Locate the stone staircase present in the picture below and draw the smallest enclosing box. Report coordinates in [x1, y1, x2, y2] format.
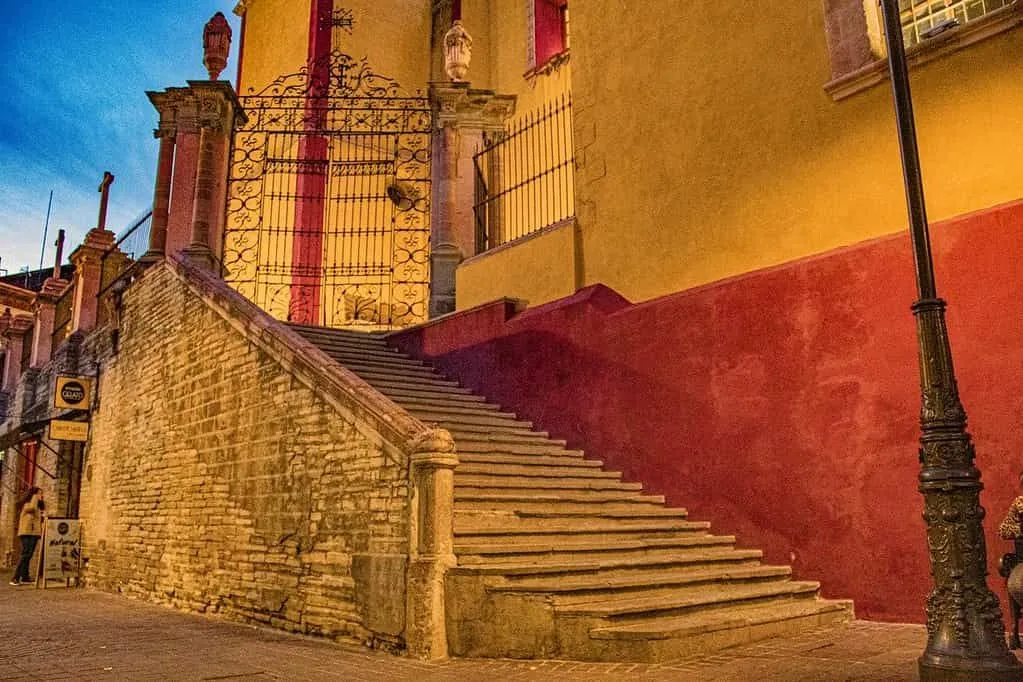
[289, 324, 853, 662]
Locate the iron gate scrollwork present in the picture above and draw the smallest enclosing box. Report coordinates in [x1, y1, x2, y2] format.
[223, 49, 432, 329]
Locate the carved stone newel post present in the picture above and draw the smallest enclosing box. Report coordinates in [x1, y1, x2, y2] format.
[405, 429, 458, 659]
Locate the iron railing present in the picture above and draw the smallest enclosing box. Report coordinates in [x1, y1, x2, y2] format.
[96, 210, 152, 328]
[473, 95, 574, 252]
[98, 210, 151, 296]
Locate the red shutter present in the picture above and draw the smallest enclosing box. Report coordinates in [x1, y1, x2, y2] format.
[23, 440, 37, 488]
[534, 0, 565, 66]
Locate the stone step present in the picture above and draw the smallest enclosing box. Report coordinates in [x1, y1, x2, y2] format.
[456, 499, 674, 514]
[455, 462, 619, 478]
[372, 382, 481, 400]
[354, 370, 463, 388]
[406, 410, 527, 429]
[390, 394, 499, 411]
[456, 452, 597, 468]
[333, 358, 441, 379]
[289, 325, 389, 345]
[456, 536, 737, 565]
[556, 580, 822, 619]
[292, 333, 397, 356]
[450, 549, 766, 577]
[321, 349, 427, 369]
[440, 422, 542, 437]
[492, 564, 793, 597]
[455, 441, 581, 456]
[511, 507, 692, 519]
[455, 474, 639, 492]
[455, 489, 662, 504]
[454, 513, 707, 535]
[455, 523, 713, 544]
[453, 432, 567, 447]
[589, 597, 851, 646]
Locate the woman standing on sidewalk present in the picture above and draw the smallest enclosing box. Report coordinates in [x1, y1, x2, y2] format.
[10, 487, 44, 586]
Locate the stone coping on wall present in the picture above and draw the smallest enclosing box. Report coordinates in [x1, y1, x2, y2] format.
[153, 256, 447, 463]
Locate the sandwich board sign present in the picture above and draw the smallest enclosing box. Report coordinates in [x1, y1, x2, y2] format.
[41, 518, 82, 585]
[54, 375, 93, 411]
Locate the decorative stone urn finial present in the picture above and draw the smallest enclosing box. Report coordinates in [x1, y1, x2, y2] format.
[444, 20, 472, 83]
[203, 12, 232, 80]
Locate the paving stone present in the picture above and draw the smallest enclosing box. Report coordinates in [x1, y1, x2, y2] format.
[0, 582, 994, 681]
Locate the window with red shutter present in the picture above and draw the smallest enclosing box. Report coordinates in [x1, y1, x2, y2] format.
[531, 0, 568, 68]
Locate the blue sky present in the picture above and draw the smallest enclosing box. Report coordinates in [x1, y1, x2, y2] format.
[0, 1, 241, 275]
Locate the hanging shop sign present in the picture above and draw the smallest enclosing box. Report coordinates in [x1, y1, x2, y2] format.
[41, 518, 82, 582]
[54, 375, 93, 411]
[48, 419, 89, 442]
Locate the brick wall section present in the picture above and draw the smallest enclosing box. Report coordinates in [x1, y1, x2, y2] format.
[76, 260, 443, 652]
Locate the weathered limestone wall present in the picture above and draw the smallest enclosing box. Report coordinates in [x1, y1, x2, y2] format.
[79, 262, 415, 648]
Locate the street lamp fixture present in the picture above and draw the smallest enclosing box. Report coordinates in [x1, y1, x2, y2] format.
[877, 1, 1023, 679]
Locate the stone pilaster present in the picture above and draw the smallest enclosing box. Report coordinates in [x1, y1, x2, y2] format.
[429, 84, 516, 317]
[147, 82, 246, 271]
[2, 314, 33, 393]
[69, 228, 116, 334]
[142, 109, 178, 264]
[405, 429, 458, 659]
[30, 278, 69, 367]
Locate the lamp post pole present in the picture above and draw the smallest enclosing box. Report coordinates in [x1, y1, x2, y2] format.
[877, 1, 1023, 679]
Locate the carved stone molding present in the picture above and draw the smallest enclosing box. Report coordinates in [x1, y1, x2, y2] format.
[430, 83, 516, 132]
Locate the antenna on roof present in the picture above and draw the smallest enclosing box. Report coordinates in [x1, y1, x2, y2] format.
[38, 190, 53, 271]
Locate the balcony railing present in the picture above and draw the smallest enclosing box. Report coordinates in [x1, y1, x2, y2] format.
[473, 95, 575, 252]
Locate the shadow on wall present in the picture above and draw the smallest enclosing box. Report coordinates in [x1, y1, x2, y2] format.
[391, 199, 1023, 624]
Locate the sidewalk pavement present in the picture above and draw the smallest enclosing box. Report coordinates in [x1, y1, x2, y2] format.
[0, 582, 945, 681]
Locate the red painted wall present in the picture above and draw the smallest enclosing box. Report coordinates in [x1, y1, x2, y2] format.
[391, 200, 1023, 623]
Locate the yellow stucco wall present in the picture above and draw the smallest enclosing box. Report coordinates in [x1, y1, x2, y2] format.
[456, 2, 1023, 308]
[238, 0, 311, 95]
[568, 3, 1023, 303]
[239, 0, 432, 95]
[457, 220, 577, 310]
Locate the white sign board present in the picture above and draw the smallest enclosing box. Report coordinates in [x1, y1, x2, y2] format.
[49, 419, 90, 442]
[42, 519, 82, 582]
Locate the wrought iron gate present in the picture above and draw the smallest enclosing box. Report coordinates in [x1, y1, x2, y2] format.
[223, 50, 432, 329]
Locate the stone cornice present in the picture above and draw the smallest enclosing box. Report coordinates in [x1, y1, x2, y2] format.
[430, 83, 517, 131]
[0, 282, 35, 313]
[5, 314, 34, 336]
[147, 82, 247, 135]
[36, 278, 70, 304]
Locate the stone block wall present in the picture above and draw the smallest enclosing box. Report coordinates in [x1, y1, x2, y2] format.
[79, 263, 414, 649]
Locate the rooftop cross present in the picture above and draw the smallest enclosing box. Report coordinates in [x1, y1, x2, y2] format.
[96, 171, 115, 232]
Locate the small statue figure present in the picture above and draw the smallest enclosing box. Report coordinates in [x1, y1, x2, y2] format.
[998, 472, 1023, 649]
[444, 20, 472, 82]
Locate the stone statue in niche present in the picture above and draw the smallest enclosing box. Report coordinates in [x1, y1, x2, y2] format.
[997, 473, 1023, 649]
[444, 20, 472, 82]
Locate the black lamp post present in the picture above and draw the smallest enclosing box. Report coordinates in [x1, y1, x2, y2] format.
[877, 1, 1023, 679]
